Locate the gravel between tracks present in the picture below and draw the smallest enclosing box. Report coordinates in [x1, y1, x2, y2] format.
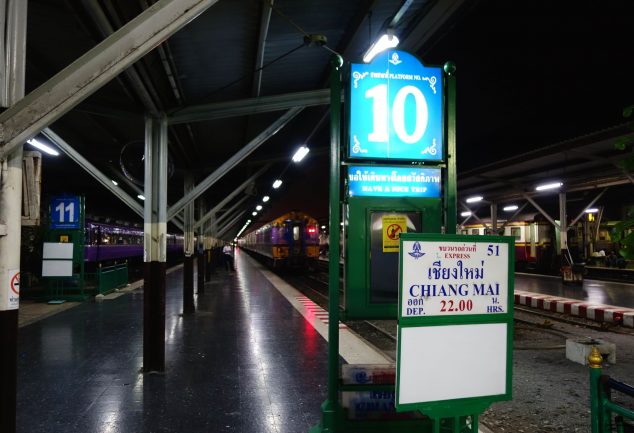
[364, 311, 634, 433]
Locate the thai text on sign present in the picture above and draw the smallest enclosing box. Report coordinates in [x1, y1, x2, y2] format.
[401, 241, 508, 317]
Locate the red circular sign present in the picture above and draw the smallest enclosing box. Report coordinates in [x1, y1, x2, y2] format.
[386, 224, 403, 240]
[10, 272, 20, 295]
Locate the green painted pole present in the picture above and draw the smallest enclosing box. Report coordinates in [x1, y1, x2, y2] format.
[588, 346, 603, 433]
[320, 54, 344, 432]
[444, 61, 457, 235]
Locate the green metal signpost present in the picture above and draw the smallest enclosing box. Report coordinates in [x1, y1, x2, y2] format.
[43, 195, 87, 301]
[311, 48, 462, 432]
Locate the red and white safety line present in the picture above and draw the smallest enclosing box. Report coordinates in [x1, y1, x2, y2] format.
[515, 290, 634, 327]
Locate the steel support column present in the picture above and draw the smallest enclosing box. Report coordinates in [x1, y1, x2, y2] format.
[491, 203, 498, 234]
[0, 2, 26, 432]
[183, 174, 195, 314]
[0, 0, 220, 159]
[559, 192, 567, 252]
[197, 200, 205, 295]
[143, 115, 168, 373]
[444, 63, 457, 234]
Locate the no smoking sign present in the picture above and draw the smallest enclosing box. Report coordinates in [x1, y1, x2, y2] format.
[2, 268, 20, 310]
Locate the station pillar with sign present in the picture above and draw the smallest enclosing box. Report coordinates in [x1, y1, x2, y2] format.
[311, 51, 461, 433]
[42, 195, 87, 301]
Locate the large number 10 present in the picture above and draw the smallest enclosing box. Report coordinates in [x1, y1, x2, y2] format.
[55, 201, 75, 223]
[365, 84, 428, 144]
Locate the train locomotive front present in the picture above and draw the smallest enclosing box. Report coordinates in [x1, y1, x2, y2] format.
[241, 211, 320, 269]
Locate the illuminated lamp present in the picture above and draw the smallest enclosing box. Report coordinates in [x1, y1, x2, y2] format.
[27, 138, 59, 156]
[363, 30, 399, 63]
[460, 211, 471, 217]
[292, 146, 310, 163]
[503, 205, 518, 212]
[272, 179, 283, 189]
[465, 196, 483, 203]
[535, 182, 563, 191]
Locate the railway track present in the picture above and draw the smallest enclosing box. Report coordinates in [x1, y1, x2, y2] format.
[278, 269, 633, 358]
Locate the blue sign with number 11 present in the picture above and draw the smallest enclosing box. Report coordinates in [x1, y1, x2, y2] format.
[50, 196, 80, 229]
[349, 50, 443, 161]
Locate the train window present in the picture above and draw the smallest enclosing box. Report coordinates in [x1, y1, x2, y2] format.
[461, 229, 468, 235]
[471, 229, 479, 235]
[511, 227, 521, 240]
[293, 226, 300, 241]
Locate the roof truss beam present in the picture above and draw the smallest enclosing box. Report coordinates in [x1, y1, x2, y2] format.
[0, 0, 220, 160]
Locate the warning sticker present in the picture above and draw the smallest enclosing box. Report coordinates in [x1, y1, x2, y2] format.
[382, 215, 407, 253]
[1, 268, 19, 311]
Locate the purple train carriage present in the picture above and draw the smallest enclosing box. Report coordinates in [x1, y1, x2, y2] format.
[84, 221, 183, 263]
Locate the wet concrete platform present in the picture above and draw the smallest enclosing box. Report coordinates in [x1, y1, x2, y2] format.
[516, 273, 634, 309]
[16, 253, 329, 433]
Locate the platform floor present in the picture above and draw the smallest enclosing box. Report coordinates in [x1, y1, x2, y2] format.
[16, 253, 331, 433]
[516, 273, 634, 308]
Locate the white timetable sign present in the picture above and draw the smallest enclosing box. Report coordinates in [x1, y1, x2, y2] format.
[400, 240, 508, 317]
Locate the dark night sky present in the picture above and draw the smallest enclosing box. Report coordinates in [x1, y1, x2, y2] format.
[423, 1, 634, 171]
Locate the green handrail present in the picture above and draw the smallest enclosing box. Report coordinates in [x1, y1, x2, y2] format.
[589, 346, 634, 432]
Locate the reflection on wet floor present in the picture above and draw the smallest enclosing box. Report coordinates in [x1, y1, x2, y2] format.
[515, 273, 634, 308]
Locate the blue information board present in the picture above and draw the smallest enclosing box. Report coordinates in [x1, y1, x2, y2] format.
[50, 196, 80, 229]
[349, 50, 443, 161]
[348, 166, 441, 198]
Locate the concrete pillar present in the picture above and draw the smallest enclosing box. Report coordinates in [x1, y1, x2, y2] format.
[196, 200, 205, 294]
[182, 174, 195, 314]
[0, 2, 27, 432]
[143, 115, 168, 373]
[559, 192, 568, 252]
[490, 203, 498, 234]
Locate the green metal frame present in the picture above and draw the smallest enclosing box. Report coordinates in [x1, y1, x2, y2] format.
[589, 350, 634, 433]
[44, 195, 87, 301]
[312, 57, 461, 432]
[395, 233, 514, 423]
[344, 196, 442, 319]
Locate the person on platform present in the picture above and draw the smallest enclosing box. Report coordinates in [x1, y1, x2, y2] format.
[222, 243, 234, 271]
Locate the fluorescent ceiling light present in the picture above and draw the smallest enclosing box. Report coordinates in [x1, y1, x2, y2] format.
[272, 179, 282, 189]
[503, 205, 518, 212]
[137, 194, 145, 200]
[111, 180, 118, 186]
[460, 211, 472, 217]
[252, 211, 257, 216]
[585, 208, 599, 213]
[256, 205, 262, 211]
[27, 138, 59, 156]
[465, 196, 483, 203]
[535, 182, 563, 191]
[292, 146, 310, 163]
[262, 196, 270, 202]
[363, 32, 399, 63]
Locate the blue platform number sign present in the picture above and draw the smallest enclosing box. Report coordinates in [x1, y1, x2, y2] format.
[50, 196, 80, 229]
[349, 50, 443, 161]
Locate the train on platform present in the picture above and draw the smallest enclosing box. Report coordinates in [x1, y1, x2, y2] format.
[460, 213, 627, 271]
[85, 220, 184, 263]
[239, 211, 320, 269]
[461, 218, 553, 271]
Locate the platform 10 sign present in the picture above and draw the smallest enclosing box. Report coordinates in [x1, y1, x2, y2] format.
[349, 50, 443, 161]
